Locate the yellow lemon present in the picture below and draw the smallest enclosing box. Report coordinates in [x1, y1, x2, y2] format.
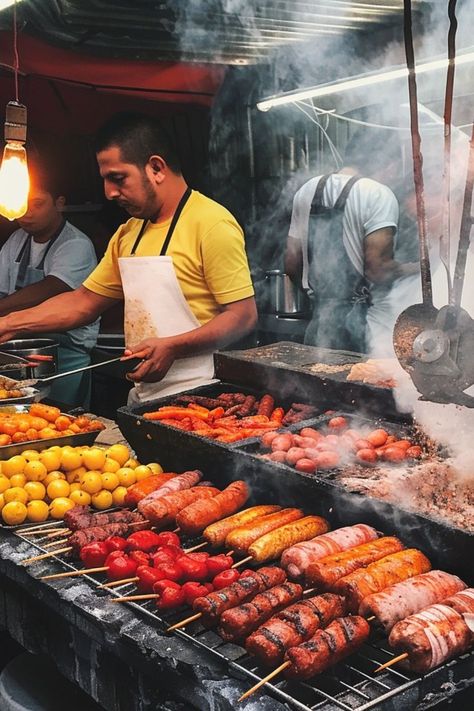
[44, 471, 66, 486]
[46, 479, 70, 500]
[124, 458, 139, 470]
[134, 465, 152, 482]
[105, 444, 130, 467]
[146, 462, 163, 474]
[2, 500, 27, 525]
[82, 448, 107, 471]
[102, 458, 120, 474]
[66, 466, 87, 484]
[91, 489, 113, 510]
[26, 500, 49, 523]
[49, 497, 75, 520]
[21, 449, 41, 462]
[24, 481, 46, 500]
[80, 471, 103, 495]
[9, 473, 27, 488]
[24, 460, 48, 482]
[111, 486, 128, 506]
[116, 467, 136, 487]
[39, 450, 62, 472]
[0, 493, 4, 512]
[69, 489, 91, 506]
[4, 487, 29, 505]
[69, 482, 82, 492]
[2, 456, 27, 478]
[100, 472, 119, 491]
[60, 449, 83, 471]
[0, 475, 11, 494]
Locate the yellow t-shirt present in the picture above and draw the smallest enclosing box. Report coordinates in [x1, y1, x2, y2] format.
[83, 190, 254, 325]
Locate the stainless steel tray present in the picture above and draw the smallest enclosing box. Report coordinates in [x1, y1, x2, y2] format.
[0, 386, 42, 405]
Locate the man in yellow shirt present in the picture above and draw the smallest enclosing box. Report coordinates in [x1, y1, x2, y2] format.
[0, 113, 257, 403]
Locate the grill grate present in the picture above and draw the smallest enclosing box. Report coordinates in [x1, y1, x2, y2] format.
[16, 533, 474, 711]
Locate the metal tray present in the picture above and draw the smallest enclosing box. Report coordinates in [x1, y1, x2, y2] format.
[0, 386, 42, 405]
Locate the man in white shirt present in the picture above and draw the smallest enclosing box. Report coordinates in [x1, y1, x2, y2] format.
[0, 165, 99, 405]
[285, 132, 419, 353]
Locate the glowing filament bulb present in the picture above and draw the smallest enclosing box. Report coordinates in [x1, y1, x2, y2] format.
[0, 141, 29, 220]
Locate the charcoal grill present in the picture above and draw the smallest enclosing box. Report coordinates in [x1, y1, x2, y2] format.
[15, 531, 474, 711]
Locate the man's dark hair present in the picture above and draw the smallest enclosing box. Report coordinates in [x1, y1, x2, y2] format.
[94, 112, 182, 174]
[28, 159, 63, 200]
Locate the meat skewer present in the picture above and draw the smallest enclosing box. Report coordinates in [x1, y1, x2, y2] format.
[359, 570, 466, 633]
[176, 480, 250, 536]
[63, 506, 147, 532]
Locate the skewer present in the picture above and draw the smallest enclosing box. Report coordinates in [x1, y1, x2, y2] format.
[40, 566, 108, 581]
[238, 661, 291, 702]
[375, 653, 408, 673]
[20, 527, 66, 537]
[367, 615, 376, 622]
[16, 524, 60, 535]
[22, 547, 72, 564]
[167, 612, 202, 631]
[46, 529, 71, 539]
[98, 577, 139, 589]
[231, 555, 253, 569]
[42, 539, 69, 549]
[183, 542, 208, 553]
[111, 593, 157, 603]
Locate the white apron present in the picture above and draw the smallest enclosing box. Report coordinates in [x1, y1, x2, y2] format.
[118, 188, 216, 404]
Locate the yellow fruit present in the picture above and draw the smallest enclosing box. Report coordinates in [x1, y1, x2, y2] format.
[21, 449, 41, 462]
[91, 489, 113, 510]
[102, 458, 120, 473]
[24, 460, 48, 482]
[105, 444, 130, 467]
[66, 466, 87, 484]
[146, 462, 163, 474]
[0, 475, 11, 493]
[80, 471, 103, 495]
[82, 448, 107, 471]
[2, 455, 27, 477]
[124, 458, 139, 470]
[4, 487, 29, 505]
[134, 465, 152, 482]
[26, 500, 49, 522]
[60, 449, 82, 471]
[116, 467, 136, 487]
[44, 471, 66, 486]
[9, 473, 27, 488]
[100, 472, 119, 491]
[69, 489, 91, 506]
[111, 486, 128, 506]
[2, 500, 27, 525]
[47, 479, 70, 499]
[0, 493, 4, 512]
[39, 450, 62, 472]
[69, 482, 81, 492]
[49, 497, 75, 519]
[24, 481, 46, 500]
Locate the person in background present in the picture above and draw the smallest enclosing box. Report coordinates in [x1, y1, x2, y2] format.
[285, 130, 419, 354]
[0, 164, 99, 406]
[0, 113, 257, 404]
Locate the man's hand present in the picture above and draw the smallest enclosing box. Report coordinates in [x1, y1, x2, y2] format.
[122, 338, 177, 383]
[0, 316, 18, 344]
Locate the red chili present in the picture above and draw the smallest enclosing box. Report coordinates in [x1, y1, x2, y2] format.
[154, 561, 184, 583]
[156, 587, 186, 610]
[136, 565, 168, 592]
[105, 550, 129, 566]
[152, 579, 181, 595]
[212, 568, 240, 590]
[206, 554, 233, 577]
[182, 552, 209, 563]
[79, 542, 109, 568]
[104, 536, 128, 553]
[126, 530, 163, 552]
[155, 544, 182, 560]
[181, 581, 210, 606]
[155, 531, 181, 548]
[107, 555, 138, 581]
[178, 556, 208, 582]
[129, 550, 150, 567]
[151, 550, 176, 568]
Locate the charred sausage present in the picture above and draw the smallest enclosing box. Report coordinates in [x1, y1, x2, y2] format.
[123, 473, 177, 507]
[140, 486, 219, 527]
[176, 481, 250, 536]
[225, 509, 304, 554]
[248, 516, 330, 563]
[137, 470, 202, 513]
[203, 505, 281, 547]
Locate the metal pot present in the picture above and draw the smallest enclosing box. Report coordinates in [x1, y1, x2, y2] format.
[263, 270, 310, 315]
[0, 338, 58, 378]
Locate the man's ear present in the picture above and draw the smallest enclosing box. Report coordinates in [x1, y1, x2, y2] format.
[55, 196, 66, 211]
[148, 155, 166, 181]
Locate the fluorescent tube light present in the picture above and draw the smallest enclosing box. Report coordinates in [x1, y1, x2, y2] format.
[257, 49, 474, 111]
[0, 1, 22, 11]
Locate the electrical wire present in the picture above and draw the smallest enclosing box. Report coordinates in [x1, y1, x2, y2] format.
[294, 101, 343, 168]
[12, 0, 19, 102]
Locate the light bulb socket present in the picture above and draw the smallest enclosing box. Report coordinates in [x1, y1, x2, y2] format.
[4, 101, 27, 144]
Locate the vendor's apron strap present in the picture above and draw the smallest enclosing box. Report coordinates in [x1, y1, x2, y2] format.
[129, 187, 193, 256]
[15, 220, 66, 290]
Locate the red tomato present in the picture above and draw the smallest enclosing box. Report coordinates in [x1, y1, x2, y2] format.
[367, 429, 389, 447]
[315, 451, 340, 469]
[356, 448, 377, 464]
[328, 416, 347, 430]
[295, 458, 317, 473]
[406, 445, 422, 459]
[383, 446, 407, 462]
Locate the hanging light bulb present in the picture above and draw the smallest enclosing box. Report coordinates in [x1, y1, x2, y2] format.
[0, 101, 29, 220]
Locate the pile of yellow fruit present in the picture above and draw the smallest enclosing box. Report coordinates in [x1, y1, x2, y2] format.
[0, 442, 163, 526]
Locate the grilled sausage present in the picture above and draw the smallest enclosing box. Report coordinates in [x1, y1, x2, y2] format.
[68, 522, 133, 555]
[388, 603, 473, 673]
[123, 473, 177, 507]
[443, 588, 474, 618]
[140, 486, 219, 527]
[284, 616, 371, 679]
[245, 593, 346, 666]
[305, 536, 405, 589]
[281, 524, 379, 579]
[193, 566, 286, 624]
[257, 394, 275, 418]
[334, 549, 432, 612]
[225, 509, 304, 554]
[137, 470, 202, 513]
[176, 481, 250, 536]
[203, 505, 281, 547]
[248, 516, 330, 564]
[359, 571, 467, 633]
[65, 509, 146, 532]
[218, 582, 303, 642]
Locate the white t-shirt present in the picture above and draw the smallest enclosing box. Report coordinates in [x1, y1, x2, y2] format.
[288, 173, 399, 284]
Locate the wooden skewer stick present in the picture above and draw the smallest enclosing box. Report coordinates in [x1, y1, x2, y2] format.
[20, 527, 65, 536]
[374, 653, 408, 673]
[302, 588, 316, 597]
[42, 539, 69, 549]
[46, 529, 71, 539]
[367, 615, 376, 622]
[238, 661, 291, 702]
[167, 612, 202, 632]
[111, 593, 157, 603]
[98, 577, 139, 589]
[16, 524, 60, 535]
[40, 566, 108, 581]
[22, 547, 72, 565]
[231, 555, 253, 569]
[183, 541, 208, 553]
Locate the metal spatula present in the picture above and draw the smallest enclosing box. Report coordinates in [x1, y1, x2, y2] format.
[14, 356, 125, 389]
